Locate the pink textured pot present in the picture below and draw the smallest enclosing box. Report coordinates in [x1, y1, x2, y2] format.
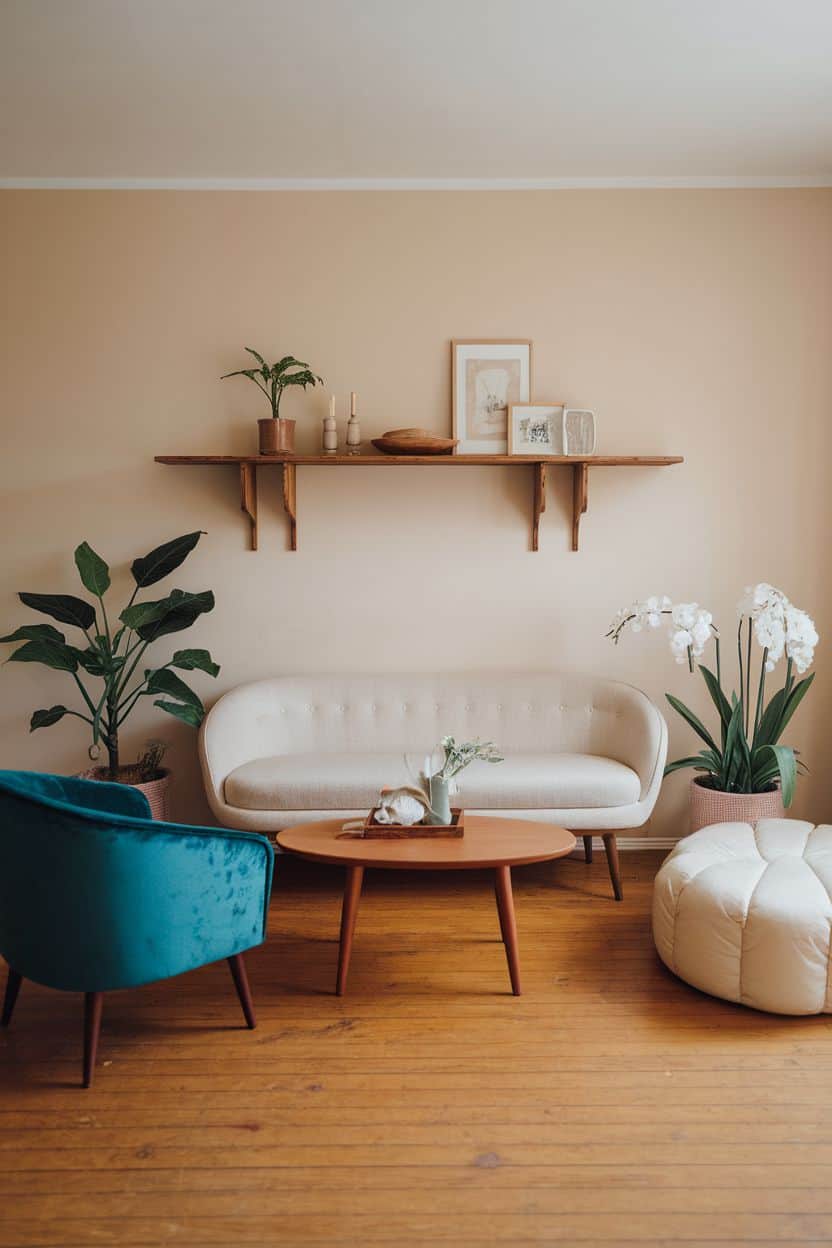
[689, 776, 784, 833]
[78, 766, 171, 821]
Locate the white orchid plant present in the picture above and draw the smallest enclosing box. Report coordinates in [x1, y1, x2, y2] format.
[607, 584, 818, 806]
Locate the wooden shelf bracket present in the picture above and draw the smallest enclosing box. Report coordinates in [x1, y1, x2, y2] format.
[282, 462, 298, 552]
[239, 462, 258, 551]
[571, 462, 589, 552]
[532, 462, 547, 552]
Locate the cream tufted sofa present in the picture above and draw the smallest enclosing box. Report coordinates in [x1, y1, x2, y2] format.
[199, 672, 667, 899]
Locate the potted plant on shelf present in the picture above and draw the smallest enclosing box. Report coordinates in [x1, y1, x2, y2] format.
[1, 531, 219, 820]
[607, 584, 818, 831]
[221, 348, 324, 455]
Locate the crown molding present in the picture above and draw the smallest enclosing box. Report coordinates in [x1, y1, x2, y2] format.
[1, 175, 831, 191]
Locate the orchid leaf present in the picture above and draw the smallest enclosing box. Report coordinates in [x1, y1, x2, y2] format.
[665, 693, 720, 754]
[757, 744, 797, 807]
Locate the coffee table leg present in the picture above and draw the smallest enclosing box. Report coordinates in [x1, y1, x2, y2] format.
[336, 865, 364, 996]
[494, 865, 522, 996]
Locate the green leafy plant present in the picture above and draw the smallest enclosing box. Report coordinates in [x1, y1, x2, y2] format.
[1, 532, 219, 780]
[221, 348, 323, 420]
[607, 585, 818, 806]
[433, 736, 504, 780]
[136, 739, 168, 782]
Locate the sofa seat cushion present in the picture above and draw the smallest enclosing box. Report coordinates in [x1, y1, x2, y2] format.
[224, 752, 641, 812]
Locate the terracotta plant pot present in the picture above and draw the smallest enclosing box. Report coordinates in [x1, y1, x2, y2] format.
[78, 766, 171, 821]
[258, 418, 295, 455]
[689, 776, 784, 833]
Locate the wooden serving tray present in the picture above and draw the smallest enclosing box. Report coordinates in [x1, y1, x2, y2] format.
[371, 428, 458, 456]
[360, 808, 465, 838]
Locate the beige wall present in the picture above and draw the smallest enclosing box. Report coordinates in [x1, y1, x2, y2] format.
[1, 189, 830, 836]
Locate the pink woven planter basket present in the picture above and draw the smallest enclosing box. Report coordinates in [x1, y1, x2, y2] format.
[78, 767, 171, 821]
[689, 777, 784, 833]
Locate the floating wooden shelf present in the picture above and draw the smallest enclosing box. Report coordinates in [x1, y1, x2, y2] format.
[154, 452, 683, 552]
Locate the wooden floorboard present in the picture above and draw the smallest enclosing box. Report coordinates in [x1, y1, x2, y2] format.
[1, 849, 831, 1246]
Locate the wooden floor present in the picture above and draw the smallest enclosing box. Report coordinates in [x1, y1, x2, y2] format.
[2, 849, 832, 1246]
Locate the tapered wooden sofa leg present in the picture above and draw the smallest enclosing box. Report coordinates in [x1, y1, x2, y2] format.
[602, 833, 623, 901]
[582, 835, 593, 864]
[83, 992, 104, 1088]
[228, 954, 257, 1029]
[1, 968, 22, 1026]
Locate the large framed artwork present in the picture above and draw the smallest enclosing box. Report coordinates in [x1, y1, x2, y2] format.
[452, 340, 533, 454]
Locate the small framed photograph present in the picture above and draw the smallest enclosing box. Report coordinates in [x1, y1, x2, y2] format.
[563, 408, 597, 455]
[452, 340, 533, 454]
[507, 403, 565, 455]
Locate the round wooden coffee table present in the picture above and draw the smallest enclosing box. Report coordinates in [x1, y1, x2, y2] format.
[276, 815, 576, 996]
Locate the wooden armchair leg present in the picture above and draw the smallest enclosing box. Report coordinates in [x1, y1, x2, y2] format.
[1, 968, 22, 1026]
[83, 992, 104, 1088]
[582, 835, 593, 864]
[228, 953, 257, 1029]
[602, 833, 623, 901]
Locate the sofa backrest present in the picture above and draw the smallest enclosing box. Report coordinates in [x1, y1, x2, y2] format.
[200, 672, 663, 796]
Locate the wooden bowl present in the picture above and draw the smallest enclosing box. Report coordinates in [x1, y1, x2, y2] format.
[371, 427, 458, 455]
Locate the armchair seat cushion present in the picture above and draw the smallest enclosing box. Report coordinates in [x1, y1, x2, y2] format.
[224, 751, 641, 812]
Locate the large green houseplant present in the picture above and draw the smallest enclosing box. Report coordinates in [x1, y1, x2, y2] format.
[1, 531, 219, 789]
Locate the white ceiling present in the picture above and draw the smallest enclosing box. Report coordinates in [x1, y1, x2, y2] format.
[1, 0, 831, 185]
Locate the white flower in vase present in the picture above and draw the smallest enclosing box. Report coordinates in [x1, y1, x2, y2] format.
[609, 582, 819, 808]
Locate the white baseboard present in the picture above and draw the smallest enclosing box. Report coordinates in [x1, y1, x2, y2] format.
[570, 836, 678, 854]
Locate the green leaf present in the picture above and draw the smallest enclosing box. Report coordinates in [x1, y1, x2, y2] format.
[664, 756, 716, 776]
[30, 706, 68, 730]
[757, 743, 797, 807]
[0, 623, 65, 645]
[7, 638, 80, 672]
[280, 370, 320, 390]
[18, 592, 96, 631]
[121, 589, 214, 642]
[171, 648, 220, 677]
[772, 674, 814, 743]
[665, 693, 720, 754]
[698, 665, 732, 742]
[145, 668, 204, 711]
[272, 355, 307, 376]
[244, 347, 268, 369]
[74, 542, 110, 597]
[131, 532, 205, 588]
[76, 647, 125, 677]
[722, 701, 748, 791]
[754, 685, 788, 747]
[220, 368, 263, 381]
[153, 698, 204, 728]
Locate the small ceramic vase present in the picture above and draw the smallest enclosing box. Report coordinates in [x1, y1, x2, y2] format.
[346, 391, 361, 454]
[428, 775, 452, 826]
[322, 407, 338, 454]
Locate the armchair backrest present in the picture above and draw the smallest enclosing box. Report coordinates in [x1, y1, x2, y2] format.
[0, 771, 274, 993]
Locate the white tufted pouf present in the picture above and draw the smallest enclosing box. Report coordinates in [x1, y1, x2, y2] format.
[653, 819, 832, 1015]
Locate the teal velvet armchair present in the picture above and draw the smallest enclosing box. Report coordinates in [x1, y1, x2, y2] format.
[0, 770, 274, 1087]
